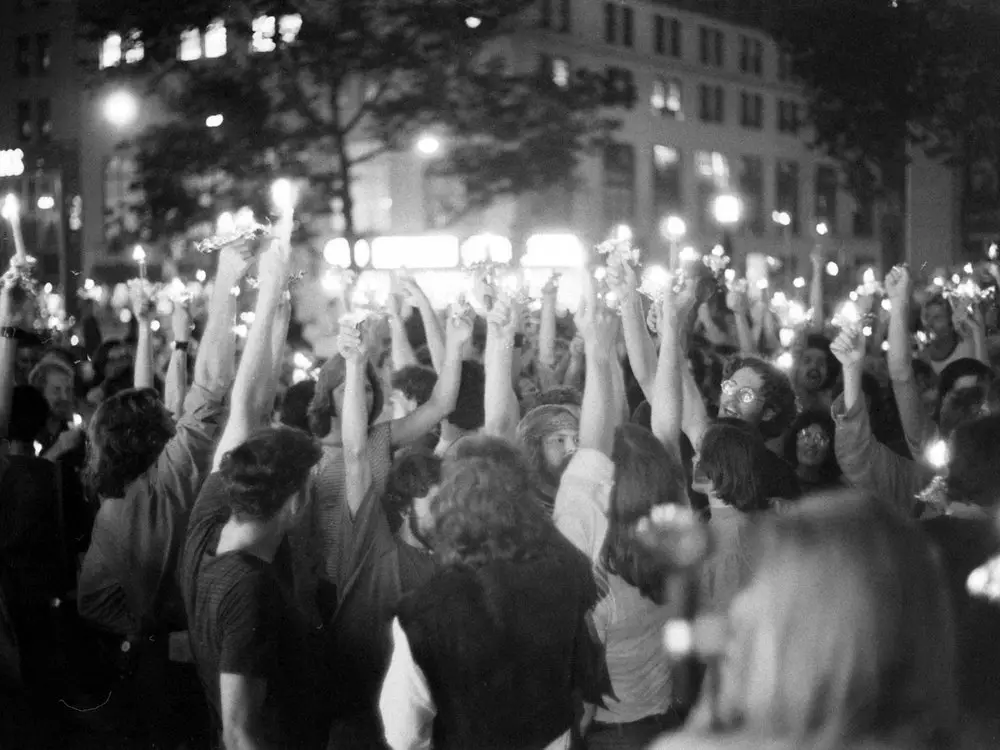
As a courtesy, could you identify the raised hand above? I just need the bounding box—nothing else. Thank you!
[830,328,865,368]
[256,240,291,286]
[487,298,518,341]
[337,318,366,362]
[884,265,911,305]
[446,303,475,351]
[128,279,156,321]
[218,241,255,281]
[726,287,749,317]
[172,299,192,342]
[606,258,638,298]
[0,269,19,327]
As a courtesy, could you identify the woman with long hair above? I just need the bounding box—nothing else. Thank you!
[782,411,843,492]
[653,493,958,750]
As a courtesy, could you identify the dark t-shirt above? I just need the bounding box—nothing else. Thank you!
[181,472,322,747]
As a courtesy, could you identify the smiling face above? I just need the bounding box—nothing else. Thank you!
[799,348,829,393]
[541,428,578,479]
[796,423,831,468]
[924,302,953,340]
[43,370,75,422]
[719,367,766,427]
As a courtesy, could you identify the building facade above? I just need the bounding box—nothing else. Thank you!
[0,0,962,292]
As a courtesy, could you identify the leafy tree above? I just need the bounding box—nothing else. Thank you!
[770,0,1000,268]
[79,0,616,244]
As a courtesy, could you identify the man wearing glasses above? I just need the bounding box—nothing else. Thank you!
[719,356,798,443]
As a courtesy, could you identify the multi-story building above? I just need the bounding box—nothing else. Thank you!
[0,0,962,296]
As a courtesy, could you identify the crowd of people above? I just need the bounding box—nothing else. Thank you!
[3,231,1000,750]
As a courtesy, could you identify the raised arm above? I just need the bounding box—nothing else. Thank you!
[809,248,824,332]
[537,278,559,390]
[164,301,191,419]
[212,240,292,470]
[388,308,471,448]
[387,281,418,369]
[618,264,658,402]
[0,271,19,437]
[130,281,155,391]
[650,283,684,450]
[727,288,756,355]
[400,275,445,373]
[483,297,521,441]
[194,245,251,393]
[256,294,292,427]
[576,277,621,457]
[340,319,373,518]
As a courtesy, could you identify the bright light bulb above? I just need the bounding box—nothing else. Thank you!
[825,261,839,277]
[933,276,945,287]
[196,269,207,282]
[132,245,146,262]
[415,134,442,156]
[36,195,55,210]
[271,178,296,213]
[964,263,974,274]
[662,215,686,240]
[150,319,161,332]
[1,193,19,220]
[793,276,806,289]
[881,340,890,352]
[104,90,139,127]
[776,352,794,370]
[882,299,892,312]
[816,222,829,236]
[679,246,701,263]
[712,194,742,225]
[863,268,875,284]
[862,325,873,337]
[613,224,633,242]
[465,16,482,28]
[925,440,949,470]
[205,114,224,128]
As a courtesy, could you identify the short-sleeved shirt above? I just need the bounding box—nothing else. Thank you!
[182,473,320,746]
[79,383,227,634]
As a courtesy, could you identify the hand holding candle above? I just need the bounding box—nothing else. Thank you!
[132,244,147,281]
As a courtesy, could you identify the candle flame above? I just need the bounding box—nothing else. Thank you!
[132,245,147,262]
[1,194,19,221]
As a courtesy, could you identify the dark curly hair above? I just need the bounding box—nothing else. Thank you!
[382,449,442,534]
[946,415,1000,507]
[217,426,322,522]
[279,379,316,433]
[722,355,797,440]
[447,361,485,432]
[602,425,687,603]
[307,354,384,437]
[783,410,841,484]
[431,442,550,566]
[85,388,176,498]
[391,365,438,407]
[700,419,798,511]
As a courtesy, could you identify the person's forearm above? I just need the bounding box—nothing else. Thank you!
[231,284,284,423]
[973,328,988,365]
[621,292,657,401]
[734,315,756,355]
[564,356,584,390]
[651,315,682,449]
[842,364,863,413]
[0,337,16,439]
[415,295,445,373]
[389,316,417,369]
[343,358,368,458]
[485,335,518,438]
[256,299,291,425]
[886,303,912,379]
[681,363,710,450]
[195,266,241,390]
[809,260,823,331]
[134,320,155,390]
[164,349,188,419]
[538,294,557,369]
[579,345,615,455]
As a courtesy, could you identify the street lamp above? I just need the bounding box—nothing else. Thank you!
[816,221,829,237]
[415,134,443,157]
[465,16,482,28]
[771,210,791,228]
[37,195,55,210]
[206,114,224,128]
[103,90,139,128]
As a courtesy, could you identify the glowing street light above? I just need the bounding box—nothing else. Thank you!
[816,221,829,236]
[826,261,839,277]
[205,114,224,128]
[660,215,687,240]
[793,276,806,289]
[679,246,701,263]
[465,16,482,28]
[415,134,442,156]
[612,224,633,242]
[772,210,791,227]
[36,195,55,210]
[712,194,742,226]
[103,90,139,128]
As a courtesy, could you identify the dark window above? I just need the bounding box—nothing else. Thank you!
[815,165,838,232]
[699,26,724,67]
[739,36,763,75]
[778,100,800,134]
[17,100,32,141]
[16,36,31,76]
[36,33,51,74]
[558,0,571,32]
[622,7,634,47]
[655,15,665,54]
[778,50,792,81]
[670,18,682,57]
[604,67,637,109]
[655,16,682,57]
[699,85,724,124]
[37,99,51,140]
[776,159,801,235]
[604,2,617,43]
[739,156,765,236]
[853,196,875,238]
[539,0,552,28]
[699,27,710,64]
[739,92,763,129]
[653,145,683,217]
[603,143,636,229]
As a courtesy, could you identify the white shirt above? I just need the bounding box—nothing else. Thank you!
[379,618,571,750]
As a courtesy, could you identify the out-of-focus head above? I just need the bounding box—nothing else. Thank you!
[307,354,383,436]
[430,439,549,566]
[217,426,322,527]
[8,384,50,443]
[94,338,134,381]
[720,356,796,439]
[698,419,772,512]
[534,385,582,409]
[946,415,1000,508]
[279,379,316,434]
[603,424,688,602]
[391,365,438,419]
[721,493,956,745]
[382,449,442,543]
[515,405,579,487]
[29,357,76,422]
[937,359,993,420]
[15,332,45,384]
[85,388,175,498]
[446,360,485,432]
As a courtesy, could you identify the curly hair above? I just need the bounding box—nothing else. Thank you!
[307,354,384,437]
[447,360,485,432]
[700,419,798,510]
[722,355,797,440]
[280,379,316,433]
[217,426,322,521]
[601,424,688,602]
[535,386,582,408]
[515,404,579,479]
[391,365,438,406]
[430,453,551,567]
[783,410,841,483]
[85,388,176,498]
[382,449,442,534]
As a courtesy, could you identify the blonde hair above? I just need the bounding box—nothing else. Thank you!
[720,492,956,750]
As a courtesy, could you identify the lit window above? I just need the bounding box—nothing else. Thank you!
[552,58,570,87]
[100,33,122,69]
[279,14,302,44]
[204,19,226,58]
[124,29,144,64]
[252,16,276,53]
[651,78,682,118]
[179,28,202,61]
[695,150,729,187]
[654,145,679,169]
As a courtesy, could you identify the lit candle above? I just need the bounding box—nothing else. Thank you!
[1,193,27,264]
[132,245,147,280]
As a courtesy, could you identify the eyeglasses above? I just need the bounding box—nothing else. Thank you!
[797,428,830,447]
[721,379,758,405]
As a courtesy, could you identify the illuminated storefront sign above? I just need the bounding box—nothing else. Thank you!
[370,235,459,269]
[522,233,585,268]
[0,149,25,178]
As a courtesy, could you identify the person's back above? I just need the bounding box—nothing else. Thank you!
[396,537,597,750]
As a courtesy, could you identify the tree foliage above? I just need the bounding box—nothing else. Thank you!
[79,0,616,240]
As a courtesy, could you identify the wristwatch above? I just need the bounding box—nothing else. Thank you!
[173,341,190,352]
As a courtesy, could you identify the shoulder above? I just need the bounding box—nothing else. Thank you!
[397,565,480,626]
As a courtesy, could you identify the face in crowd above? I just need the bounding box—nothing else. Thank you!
[719,366,768,427]
[43,368,75,423]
